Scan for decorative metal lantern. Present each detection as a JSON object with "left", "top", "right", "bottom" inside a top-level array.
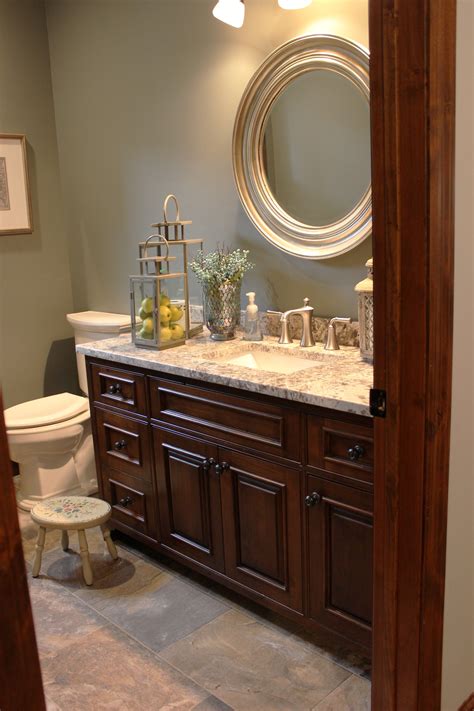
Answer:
[
  {"left": 130, "top": 195, "right": 204, "bottom": 350},
  {"left": 355, "top": 258, "right": 374, "bottom": 362},
  {"left": 148, "top": 194, "right": 204, "bottom": 337},
  {"left": 130, "top": 235, "right": 187, "bottom": 350}
]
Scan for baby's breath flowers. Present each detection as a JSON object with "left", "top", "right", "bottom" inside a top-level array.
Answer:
[{"left": 189, "top": 246, "right": 254, "bottom": 286}]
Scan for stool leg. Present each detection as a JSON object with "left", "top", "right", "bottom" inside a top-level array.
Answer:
[
  {"left": 101, "top": 525, "right": 118, "bottom": 560},
  {"left": 61, "top": 530, "right": 69, "bottom": 552},
  {"left": 32, "top": 527, "right": 46, "bottom": 578},
  {"left": 77, "top": 529, "right": 93, "bottom": 586}
]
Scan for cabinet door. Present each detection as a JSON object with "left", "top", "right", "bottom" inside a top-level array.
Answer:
[
  {"left": 306, "top": 474, "right": 373, "bottom": 648},
  {"left": 220, "top": 450, "right": 303, "bottom": 612},
  {"left": 153, "top": 427, "right": 224, "bottom": 573}
]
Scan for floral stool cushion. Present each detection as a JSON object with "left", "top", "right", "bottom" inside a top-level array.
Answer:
[{"left": 31, "top": 496, "right": 112, "bottom": 530}]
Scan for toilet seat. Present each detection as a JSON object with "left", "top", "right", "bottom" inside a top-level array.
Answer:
[
  {"left": 6, "top": 310, "right": 132, "bottom": 511},
  {"left": 5, "top": 393, "right": 89, "bottom": 432}
]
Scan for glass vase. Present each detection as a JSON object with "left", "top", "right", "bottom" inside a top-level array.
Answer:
[{"left": 203, "top": 279, "right": 242, "bottom": 341}]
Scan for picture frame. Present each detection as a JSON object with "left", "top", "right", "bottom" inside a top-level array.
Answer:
[{"left": 0, "top": 133, "right": 33, "bottom": 235}]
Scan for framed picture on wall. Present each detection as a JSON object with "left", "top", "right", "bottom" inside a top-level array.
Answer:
[{"left": 0, "top": 133, "right": 33, "bottom": 235}]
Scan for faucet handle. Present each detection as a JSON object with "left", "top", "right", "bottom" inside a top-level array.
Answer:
[
  {"left": 325, "top": 317, "right": 352, "bottom": 351},
  {"left": 303, "top": 297, "right": 311, "bottom": 307},
  {"left": 267, "top": 310, "right": 292, "bottom": 343}
]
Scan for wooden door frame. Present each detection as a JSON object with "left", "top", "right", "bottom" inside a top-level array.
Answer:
[
  {"left": 0, "top": 1, "right": 457, "bottom": 709},
  {"left": 370, "top": 0, "right": 456, "bottom": 709},
  {"left": 0, "top": 394, "right": 45, "bottom": 710}
]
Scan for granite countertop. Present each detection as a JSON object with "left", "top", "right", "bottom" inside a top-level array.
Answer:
[{"left": 77, "top": 332, "right": 373, "bottom": 417}]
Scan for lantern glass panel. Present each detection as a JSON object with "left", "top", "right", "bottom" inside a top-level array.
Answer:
[
  {"left": 161, "top": 273, "right": 187, "bottom": 345},
  {"left": 186, "top": 241, "right": 205, "bottom": 336},
  {"left": 131, "top": 273, "right": 186, "bottom": 350},
  {"left": 131, "top": 277, "right": 157, "bottom": 346}
]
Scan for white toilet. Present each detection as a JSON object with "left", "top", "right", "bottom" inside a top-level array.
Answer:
[{"left": 5, "top": 311, "right": 132, "bottom": 511}]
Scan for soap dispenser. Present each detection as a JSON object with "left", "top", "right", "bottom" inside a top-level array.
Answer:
[{"left": 243, "top": 292, "right": 263, "bottom": 341}]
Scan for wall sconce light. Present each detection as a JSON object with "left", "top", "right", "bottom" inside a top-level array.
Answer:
[
  {"left": 212, "top": 0, "right": 245, "bottom": 28},
  {"left": 278, "top": 0, "right": 312, "bottom": 7}
]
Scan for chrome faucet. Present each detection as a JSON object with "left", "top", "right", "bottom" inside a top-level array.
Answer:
[
  {"left": 325, "top": 317, "right": 352, "bottom": 350},
  {"left": 269, "top": 298, "right": 316, "bottom": 347}
]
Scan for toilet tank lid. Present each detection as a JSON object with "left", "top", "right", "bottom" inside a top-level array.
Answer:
[
  {"left": 4, "top": 393, "right": 89, "bottom": 430},
  {"left": 66, "top": 311, "right": 132, "bottom": 333}
]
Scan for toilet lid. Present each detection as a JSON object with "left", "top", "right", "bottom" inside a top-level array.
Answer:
[
  {"left": 4, "top": 393, "right": 89, "bottom": 430},
  {"left": 66, "top": 311, "right": 132, "bottom": 333}
]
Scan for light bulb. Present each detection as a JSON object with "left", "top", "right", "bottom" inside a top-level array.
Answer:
[
  {"left": 278, "top": 0, "right": 312, "bottom": 9},
  {"left": 212, "top": 0, "right": 245, "bottom": 28}
]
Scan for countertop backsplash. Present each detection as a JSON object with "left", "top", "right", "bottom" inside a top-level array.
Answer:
[{"left": 247, "top": 311, "right": 360, "bottom": 347}]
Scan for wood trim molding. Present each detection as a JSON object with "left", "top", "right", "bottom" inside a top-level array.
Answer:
[
  {"left": 370, "top": 1, "right": 456, "bottom": 709},
  {"left": 0, "top": 393, "right": 45, "bottom": 710}
]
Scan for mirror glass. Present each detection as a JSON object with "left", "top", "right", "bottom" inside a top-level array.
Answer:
[{"left": 262, "top": 69, "right": 371, "bottom": 226}]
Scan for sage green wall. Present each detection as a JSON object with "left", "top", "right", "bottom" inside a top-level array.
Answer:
[
  {"left": 0, "top": 0, "right": 76, "bottom": 408},
  {"left": 45, "top": 0, "right": 370, "bottom": 320}
]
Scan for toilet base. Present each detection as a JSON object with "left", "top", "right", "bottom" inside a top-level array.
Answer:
[{"left": 14, "top": 475, "right": 98, "bottom": 511}]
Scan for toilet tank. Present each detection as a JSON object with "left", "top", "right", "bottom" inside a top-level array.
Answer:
[{"left": 67, "top": 311, "right": 132, "bottom": 395}]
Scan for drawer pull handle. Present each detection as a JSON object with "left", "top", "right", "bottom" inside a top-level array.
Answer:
[
  {"left": 119, "top": 496, "right": 133, "bottom": 508},
  {"left": 113, "top": 439, "right": 127, "bottom": 451},
  {"left": 202, "top": 457, "right": 216, "bottom": 472},
  {"left": 305, "top": 491, "right": 322, "bottom": 507},
  {"left": 348, "top": 444, "right": 365, "bottom": 461},
  {"left": 108, "top": 383, "right": 122, "bottom": 395},
  {"left": 214, "top": 461, "right": 230, "bottom": 476}
]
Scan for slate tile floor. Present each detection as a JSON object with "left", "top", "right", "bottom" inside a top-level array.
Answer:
[{"left": 19, "top": 510, "right": 371, "bottom": 711}]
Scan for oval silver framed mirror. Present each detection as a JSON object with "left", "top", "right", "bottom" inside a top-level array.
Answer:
[{"left": 233, "top": 35, "right": 371, "bottom": 260}]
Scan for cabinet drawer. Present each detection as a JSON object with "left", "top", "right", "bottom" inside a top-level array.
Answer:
[
  {"left": 149, "top": 377, "right": 301, "bottom": 461},
  {"left": 89, "top": 363, "right": 147, "bottom": 416},
  {"left": 102, "top": 469, "right": 158, "bottom": 540},
  {"left": 94, "top": 408, "right": 152, "bottom": 481},
  {"left": 308, "top": 416, "right": 373, "bottom": 485}
]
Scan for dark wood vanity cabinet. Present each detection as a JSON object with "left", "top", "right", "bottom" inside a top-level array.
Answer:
[{"left": 87, "top": 357, "right": 374, "bottom": 651}]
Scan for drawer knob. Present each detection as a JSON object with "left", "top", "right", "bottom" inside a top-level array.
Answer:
[
  {"left": 113, "top": 439, "right": 127, "bottom": 451},
  {"left": 305, "top": 491, "right": 322, "bottom": 507},
  {"left": 119, "top": 496, "right": 133, "bottom": 508},
  {"left": 214, "top": 461, "right": 230, "bottom": 475},
  {"left": 108, "top": 383, "right": 122, "bottom": 395},
  {"left": 348, "top": 444, "right": 365, "bottom": 461},
  {"left": 202, "top": 457, "right": 216, "bottom": 472}
]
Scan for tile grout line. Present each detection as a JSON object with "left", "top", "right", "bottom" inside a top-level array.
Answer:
[
  {"left": 103, "top": 544, "right": 371, "bottom": 683},
  {"left": 37, "top": 577, "right": 225, "bottom": 709},
  {"left": 28, "top": 536, "right": 368, "bottom": 698},
  {"left": 25, "top": 530, "right": 234, "bottom": 707},
  {"left": 50, "top": 563, "right": 237, "bottom": 700},
  {"left": 310, "top": 674, "right": 357, "bottom": 710},
  {"left": 37, "top": 537, "right": 370, "bottom": 679},
  {"left": 116, "top": 540, "right": 370, "bottom": 679}
]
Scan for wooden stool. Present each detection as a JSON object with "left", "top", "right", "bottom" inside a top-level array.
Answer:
[{"left": 30, "top": 496, "right": 118, "bottom": 585}]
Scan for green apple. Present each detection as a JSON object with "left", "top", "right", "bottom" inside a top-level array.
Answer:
[
  {"left": 142, "top": 317, "right": 154, "bottom": 335},
  {"left": 159, "top": 292, "right": 171, "bottom": 307},
  {"left": 169, "top": 305, "right": 183, "bottom": 323},
  {"left": 140, "top": 296, "right": 154, "bottom": 314},
  {"left": 138, "top": 327, "right": 153, "bottom": 340},
  {"left": 138, "top": 306, "right": 151, "bottom": 321},
  {"left": 160, "top": 326, "right": 172, "bottom": 342},
  {"left": 170, "top": 323, "right": 184, "bottom": 340},
  {"left": 159, "top": 305, "right": 171, "bottom": 325}
]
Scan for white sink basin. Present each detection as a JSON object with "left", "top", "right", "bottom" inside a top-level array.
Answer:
[{"left": 219, "top": 350, "right": 321, "bottom": 375}]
